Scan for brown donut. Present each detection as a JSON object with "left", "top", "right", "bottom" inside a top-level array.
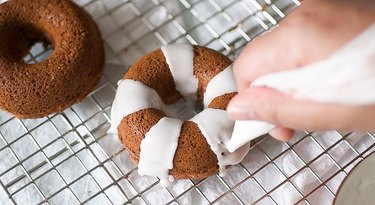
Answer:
[
  {"left": 0, "top": 0, "right": 104, "bottom": 118},
  {"left": 117, "top": 46, "right": 237, "bottom": 179}
]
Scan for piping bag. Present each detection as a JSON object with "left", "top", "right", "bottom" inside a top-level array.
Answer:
[{"left": 227, "top": 23, "right": 375, "bottom": 152}]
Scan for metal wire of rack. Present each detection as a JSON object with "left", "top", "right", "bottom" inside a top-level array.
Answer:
[{"left": 0, "top": 0, "right": 374, "bottom": 204}]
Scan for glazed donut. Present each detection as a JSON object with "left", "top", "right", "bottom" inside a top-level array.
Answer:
[
  {"left": 109, "top": 44, "right": 250, "bottom": 186},
  {"left": 0, "top": 0, "right": 104, "bottom": 118}
]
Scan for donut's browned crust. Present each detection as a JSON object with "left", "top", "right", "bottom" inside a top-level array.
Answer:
[
  {"left": 0, "top": 0, "right": 104, "bottom": 118},
  {"left": 119, "top": 46, "right": 236, "bottom": 179}
]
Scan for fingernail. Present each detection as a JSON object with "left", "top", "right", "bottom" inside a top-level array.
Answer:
[{"left": 227, "top": 100, "right": 257, "bottom": 120}]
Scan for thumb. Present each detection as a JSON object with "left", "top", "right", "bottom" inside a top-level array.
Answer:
[{"left": 227, "top": 87, "right": 375, "bottom": 131}]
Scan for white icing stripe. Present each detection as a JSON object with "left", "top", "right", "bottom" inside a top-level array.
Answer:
[
  {"left": 138, "top": 117, "right": 183, "bottom": 187},
  {"left": 161, "top": 44, "right": 198, "bottom": 101},
  {"left": 203, "top": 65, "right": 237, "bottom": 107},
  {"left": 108, "top": 79, "right": 165, "bottom": 134},
  {"left": 189, "top": 108, "right": 250, "bottom": 176}
]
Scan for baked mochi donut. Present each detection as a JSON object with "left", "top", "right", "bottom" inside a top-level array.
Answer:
[
  {"left": 0, "top": 0, "right": 104, "bottom": 118},
  {"left": 109, "top": 44, "right": 250, "bottom": 186}
]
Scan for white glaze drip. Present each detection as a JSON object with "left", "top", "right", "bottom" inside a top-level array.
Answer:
[
  {"left": 189, "top": 108, "right": 251, "bottom": 176},
  {"left": 203, "top": 65, "right": 237, "bottom": 107},
  {"left": 108, "top": 79, "right": 165, "bottom": 134},
  {"left": 138, "top": 117, "right": 183, "bottom": 187},
  {"left": 161, "top": 44, "right": 198, "bottom": 101}
]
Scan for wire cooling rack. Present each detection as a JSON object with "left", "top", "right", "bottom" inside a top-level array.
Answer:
[{"left": 1, "top": 0, "right": 375, "bottom": 204}]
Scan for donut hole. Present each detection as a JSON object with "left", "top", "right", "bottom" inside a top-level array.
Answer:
[
  {"left": 23, "top": 42, "right": 53, "bottom": 64},
  {"left": 164, "top": 98, "right": 204, "bottom": 121},
  {"left": 20, "top": 29, "right": 53, "bottom": 64},
  {"left": 2, "top": 22, "right": 54, "bottom": 64}
]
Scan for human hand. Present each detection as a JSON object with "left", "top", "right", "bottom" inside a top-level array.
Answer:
[{"left": 227, "top": 0, "right": 375, "bottom": 141}]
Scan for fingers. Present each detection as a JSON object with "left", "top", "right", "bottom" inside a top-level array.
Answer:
[
  {"left": 232, "top": 0, "right": 374, "bottom": 94},
  {"left": 232, "top": 8, "right": 314, "bottom": 93},
  {"left": 232, "top": 1, "right": 313, "bottom": 93},
  {"left": 269, "top": 127, "right": 295, "bottom": 141},
  {"left": 233, "top": 28, "right": 299, "bottom": 93},
  {"left": 228, "top": 87, "right": 375, "bottom": 132}
]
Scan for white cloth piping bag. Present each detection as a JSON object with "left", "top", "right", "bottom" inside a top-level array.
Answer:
[{"left": 227, "top": 23, "right": 375, "bottom": 152}]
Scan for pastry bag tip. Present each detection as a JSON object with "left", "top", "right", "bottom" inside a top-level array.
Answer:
[{"left": 228, "top": 120, "right": 276, "bottom": 152}]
